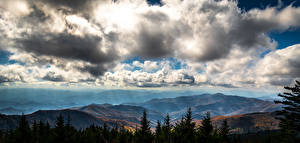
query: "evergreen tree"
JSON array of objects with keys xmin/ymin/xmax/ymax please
[
  {"xmin": 274, "ymin": 80, "xmax": 300, "ymax": 142},
  {"xmin": 155, "ymin": 120, "xmax": 161, "ymax": 135},
  {"xmin": 37, "ymin": 120, "xmax": 45, "ymax": 143},
  {"xmin": 135, "ymin": 110, "xmax": 153, "ymax": 143},
  {"xmin": 32, "ymin": 120, "xmax": 38, "ymax": 143},
  {"xmin": 279, "ymin": 118, "xmax": 296, "ymax": 143},
  {"xmin": 162, "ymin": 114, "xmax": 172, "ymax": 143},
  {"xmin": 64, "ymin": 115, "xmax": 77, "ymax": 143},
  {"xmin": 66, "ymin": 114, "xmax": 71, "ymax": 128},
  {"xmin": 219, "ymin": 119, "xmax": 230, "ymax": 143},
  {"xmin": 198, "ymin": 112, "xmax": 214, "ymax": 143},
  {"xmin": 55, "ymin": 114, "xmax": 65, "ymax": 129},
  {"xmin": 155, "ymin": 120, "xmax": 162, "ymax": 143},
  {"xmin": 54, "ymin": 114, "xmax": 66, "ymax": 143},
  {"xmin": 16, "ymin": 113, "xmax": 31, "ymax": 143},
  {"xmin": 103, "ymin": 123, "xmax": 110, "ymax": 141},
  {"xmin": 140, "ymin": 110, "xmax": 151, "ymax": 134},
  {"xmin": 46, "ymin": 121, "xmax": 50, "ymax": 130},
  {"xmin": 0, "ymin": 130, "xmax": 3, "ymax": 142},
  {"xmin": 173, "ymin": 108, "xmax": 196, "ymax": 143}
]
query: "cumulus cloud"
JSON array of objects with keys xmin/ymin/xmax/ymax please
[
  {"xmin": 255, "ymin": 44, "xmax": 300, "ymax": 86},
  {"xmin": 0, "ymin": 0, "xmax": 299, "ymax": 88},
  {"xmin": 101, "ymin": 60, "xmax": 197, "ymax": 88}
]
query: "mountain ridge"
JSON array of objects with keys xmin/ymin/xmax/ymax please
[
  {"xmin": 127, "ymin": 93, "xmax": 281, "ymax": 119},
  {"xmin": 0, "ymin": 93, "xmax": 281, "ymax": 133}
]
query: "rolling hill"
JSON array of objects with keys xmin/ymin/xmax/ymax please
[
  {"xmin": 0, "ymin": 109, "xmax": 125, "ymax": 130},
  {"xmin": 75, "ymin": 104, "xmax": 165, "ymax": 127},
  {"xmin": 211, "ymin": 112, "xmax": 280, "ymax": 134},
  {"xmin": 0, "ymin": 93, "xmax": 282, "ymax": 133},
  {"xmin": 128, "ymin": 93, "xmax": 281, "ymax": 120}
]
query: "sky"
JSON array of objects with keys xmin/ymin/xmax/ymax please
[{"xmin": 0, "ymin": 0, "xmax": 299, "ymax": 97}]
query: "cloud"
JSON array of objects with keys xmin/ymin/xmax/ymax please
[
  {"xmin": 0, "ymin": 75, "xmax": 14, "ymax": 83},
  {"xmin": 255, "ymin": 44, "xmax": 300, "ymax": 86},
  {"xmin": 135, "ymin": 26, "xmax": 175, "ymax": 58},
  {"xmin": 0, "ymin": 0, "xmax": 32, "ymax": 16},
  {"xmin": 0, "ymin": 0, "xmax": 300, "ymax": 88},
  {"xmin": 0, "ymin": 64, "xmax": 30, "ymax": 83},
  {"xmin": 18, "ymin": 33, "xmax": 109, "ymax": 64},
  {"xmin": 35, "ymin": 0, "xmax": 97, "ymax": 14},
  {"xmin": 42, "ymin": 72, "xmax": 64, "ymax": 82},
  {"xmin": 132, "ymin": 60, "xmax": 159, "ymax": 72}
]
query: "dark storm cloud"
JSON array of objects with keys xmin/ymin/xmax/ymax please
[
  {"xmin": 19, "ymin": 4, "xmax": 51, "ymax": 27},
  {"xmin": 0, "ymin": 75, "xmax": 13, "ymax": 83},
  {"xmin": 196, "ymin": 28, "xmax": 232, "ymax": 61},
  {"xmin": 230, "ymin": 18, "xmax": 276, "ymax": 49},
  {"xmin": 78, "ymin": 64, "xmax": 108, "ymax": 77},
  {"xmin": 42, "ymin": 72, "xmax": 64, "ymax": 82},
  {"xmin": 133, "ymin": 11, "xmax": 179, "ymax": 58},
  {"xmin": 176, "ymin": 74, "xmax": 195, "ymax": 85},
  {"xmin": 136, "ymin": 27, "xmax": 175, "ymax": 58},
  {"xmin": 215, "ymin": 83, "xmax": 237, "ymax": 88},
  {"xmin": 269, "ymin": 79, "xmax": 293, "ymax": 86},
  {"xmin": 16, "ymin": 33, "xmax": 119, "ymax": 76},
  {"xmin": 18, "ymin": 33, "xmax": 117, "ymax": 64}
]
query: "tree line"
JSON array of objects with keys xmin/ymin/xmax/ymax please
[
  {"xmin": 0, "ymin": 108, "xmax": 231, "ymax": 143},
  {"xmin": 0, "ymin": 81, "xmax": 299, "ymax": 143}
]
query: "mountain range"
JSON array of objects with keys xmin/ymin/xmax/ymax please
[
  {"xmin": 127, "ymin": 93, "xmax": 281, "ymax": 120},
  {"xmin": 0, "ymin": 93, "xmax": 282, "ymax": 133}
]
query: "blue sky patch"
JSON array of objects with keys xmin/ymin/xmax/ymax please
[
  {"xmin": 237, "ymin": 0, "xmax": 300, "ymax": 11},
  {"xmin": 0, "ymin": 50, "xmax": 19, "ymax": 65},
  {"xmin": 269, "ymin": 28, "xmax": 300, "ymax": 50}
]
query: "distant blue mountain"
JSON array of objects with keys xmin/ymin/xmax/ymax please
[
  {"xmin": 0, "ymin": 88, "xmax": 205, "ymax": 114},
  {"xmin": 0, "ymin": 93, "xmax": 282, "ymax": 133},
  {"xmin": 127, "ymin": 93, "xmax": 281, "ymax": 120}
]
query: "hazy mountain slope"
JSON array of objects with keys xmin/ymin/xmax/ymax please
[
  {"xmin": 0, "ymin": 109, "xmax": 127, "ymax": 130},
  {"xmin": 0, "ymin": 107, "xmax": 24, "ymax": 115},
  {"xmin": 211, "ymin": 112, "xmax": 280, "ymax": 134},
  {"xmin": 129, "ymin": 93, "xmax": 281, "ymax": 119},
  {"xmin": 76, "ymin": 104, "xmax": 165, "ymax": 124},
  {"xmin": 0, "ymin": 94, "xmax": 281, "ymax": 132},
  {"xmin": 0, "ymin": 88, "xmax": 205, "ymax": 114}
]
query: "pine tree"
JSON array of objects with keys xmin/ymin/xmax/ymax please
[
  {"xmin": 279, "ymin": 118, "xmax": 296, "ymax": 143},
  {"xmin": 140, "ymin": 110, "xmax": 151, "ymax": 134},
  {"xmin": 198, "ymin": 112, "xmax": 214, "ymax": 143},
  {"xmin": 135, "ymin": 110, "xmax": 153, "ymax": 143},
  {"xmin": 162, "ymin": 114, "xmax": 172, "ymax": 143},
  {"xmin": 103, "ymin": 123, "xmax": 110, "ymax": 142},
  {"xmin": 173, "ymin": 107, "xmax": 196, "ymax": 143},
  {"xmin": 32, "ymin": 120, "xmax": 38, "ymax": 143},
  {"xmin": 54, "ymin": 114, "xmax": 66, "ymax": 143},
  {"xmin": 66, "ymin": 114, "xmax": 71, "ymax": 128},
  {"xmin": 16, "ymin": 113, "xmax": 32, "ymax": 143},
  {"xmin": 219, "ymin": 119, "xmax": 230, "ymax": 143},
  {"xmin": 155, "ymin": 120, "xmax": 162, "ymax": 143},
  {"xmin": 55, "ymin": 114, "xmax": 65, "ymax": 129},
  {"xmin": 0, "ymin": 130, "xmax": 3, "ymax": 142},
  {"xmin": 37, "ymin": 120, "xmax": 45, "ymax": 143},
  {"xmin": 156, "ymin": 120, "xmax": 162, "ymax": 136},
  {"xmin": 274, "ymin": 80, "xmax": 300, "ymax": 142},
  {"xmin": 64, "ymin": 114, "xmax": 77, "ymax": 143}
]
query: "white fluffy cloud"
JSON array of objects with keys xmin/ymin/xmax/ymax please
[
  {"xmin": 0, "ymin": 0, "xmax": 299, "ymax": 88},
  {"xmin": 255, "ymin": 44, "xmax": 300, "ymax": 86}
]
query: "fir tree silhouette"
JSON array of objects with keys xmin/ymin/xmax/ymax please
[
  {"xmin": 275, "ymin": 80, "xmax": 300, "ymax": 142},
  {"xmin": 135, "ymin": 110, "xmax": 153, "ymax": 143}
]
